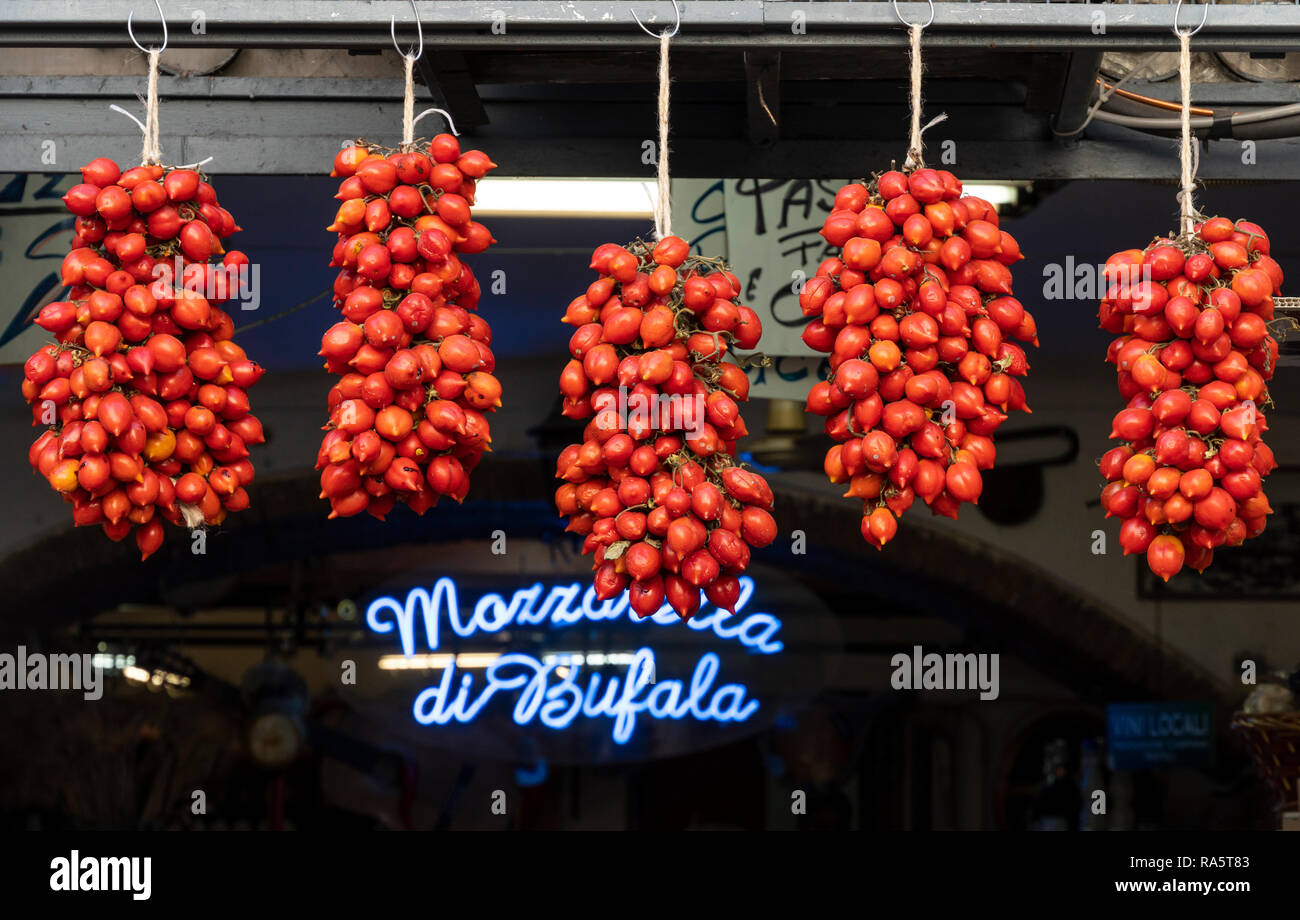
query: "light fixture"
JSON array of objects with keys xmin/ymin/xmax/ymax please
[
  {"xmin": 471, "ymin": 178, "xmax": 1027, "ymax": 221},
  {"xmin": 121, "ymin": 663, "xmax": 190, "ymax": 688},
  {"xmin": 542, "ymin": 652, "xmax": 639, "ymax": 667},
  {"xmin": 471, "ymin": 179, "xmax": 655, "ymax": 218},
  {"xmin": 92, "ymin": 652, "xmax": 137, "ymax": 672},
  {"xmin": 377, "ymin": 651, "xmax": 642, "ymax": 670},
  {"xmin": 379, "ymin": 653, "xmax": 454, "ymax": 670},
  {"xmin": 378, "ymin": 652, "xmax": 502, "ymax": 670},
  {"xmin": 962, "ymin": 181, "xmax": 1029, "ymax": 213},
  {"xmin": 455, "ymin": 652, "xmax": 505, "ymax": 669}
]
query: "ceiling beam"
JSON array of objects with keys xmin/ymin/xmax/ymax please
[
  {"xmin": 3, "ymin": 89, "xmax": 1300, "ymax": 179},
  {"xmin": 2, "ymin": 2, "xmax": 1300, "ymax": 52},
  {"xmin": 1, "ymin": 73, "xmax": 1297, "ymax": 179},
  {"xmin": 415, "ymin": 50, "xmax": 489, "ymax": 134},
  {"xmin": 1051, "ymin": 50, "xmax": 1104, "ymax": 143}
]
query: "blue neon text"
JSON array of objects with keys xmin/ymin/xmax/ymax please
[{"xmin": 365, "ymin": 576, "xmax": 781, "ymax": 744}]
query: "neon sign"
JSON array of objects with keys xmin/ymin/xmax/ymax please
[{"xmin": 365, "ymin": 576, "xmax": 782, "ymax": 744}]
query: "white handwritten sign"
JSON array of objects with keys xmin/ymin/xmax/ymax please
[
  {"xmin": 671, "ymin": 178, "xmax": 845, "ymax": 399},
  {"xmin": 671, "ymin": 178, "xmax": 847, "ymax": 357}
]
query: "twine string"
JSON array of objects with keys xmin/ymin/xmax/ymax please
[
  {"xmin": 1177, "ymin": 29, "xmax": 1198, "ymax": 236},
  {"xmin": 632, "ymin": 2, "xmax": 679, "ymax": 239},
  {"xmin": 654, "ymin": 29, "xmax": 672, "ymax": 240},
  {"xmin": 143, "ymin": 49, "xmax": 161, "ymax": 165},
  {"xmin": 391, "ymin": 0, "xmax": 424, "ymax": 148},
  {"xmin": 126, "ymin": 0, "xmax": 167, "ymax": 164},
  {"xmin": 900, "ymin": 20, "xmax": 947, "ymax": 169},
  {"xmin": 905, "ymin": 24, "xmax": 924, "ymax": 169},
  {"xmin": 403, "ymin": 54, "xmax": 415, "ymax": 147}
]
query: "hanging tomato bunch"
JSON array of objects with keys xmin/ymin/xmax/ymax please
[
  {"xmin": 553, "ymin": 236, "xmax": 778, "ymax": 621},
  {"xmin": 801, "ymin": 168, "xmax": 1036, "ymax": 548},
  {"xmin": 317, "ymin": 136, "xmax": 499, "ymax": 519},
  {"xmin": 21, "ymin": 158, "xmax": 265, "ymax": 560},
  {"xmin": 1098, "ymin": 217, "xmax": 1282, "ymax": 581}
]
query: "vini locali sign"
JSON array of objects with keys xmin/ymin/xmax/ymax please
[
  {"xmin": 1106, "ymin": 701, "xmax": 1214, "ymax": 770},
  {"xmin": 365, "ymin": 575, "xmax": 783, "ymax": 745}
]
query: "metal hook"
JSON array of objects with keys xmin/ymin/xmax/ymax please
[
  {"xmin": 632, "ymin": 0, "xmax": 681, "ymax": 38},
  {"xmin": 1173, "ymin": 0, "xmax": 1209, "ymax": 38},
  {"xmin": 892, "ymin": 0, "xmax": 935, "ymax": 30},
  {"xmin": 391, "ymin": 0, "xmax": 424, "ymax": 61},
  {"xmin": 127, "ymin": 0, "xmax": 168, "ymax": 54},
  {"xmin": 412, "ymin": 107, "xmax": 459, "ymax": 137}
]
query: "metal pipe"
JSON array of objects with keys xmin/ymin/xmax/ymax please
[{"xmin": 1094, "ymin": 102, "xmax": 1300, "ymax": 130}]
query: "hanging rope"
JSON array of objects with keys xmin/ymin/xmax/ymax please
[
  {"xmin": 894, "ymin": 0, "xmax": 943, "ymax": 170},
  {"xmin": 634, "ymin": 1, "xmax": 680, "ymax": 241},
  {"xmin": 142, "ymin": 50, "xmax": 161, "ymax": 164},
  {"xmin": 1173, "ymin": 0, "xmax": 1209, "ymax": 236},
  {"xmin": 1176, "ymin": 30, "xmax": 1197, "ymax": 235},
  {"xmin": 403, "ymin": 55, "xmax": 416, "ymax": 146},
  {"xmin": 906, "ymin": 24, "xmax": 923, "ymax": 168},
  {"xmin": 391, "ymin": 0, "xmax": 424, "ymax": 148},
  {"xmin": 654, "ymin": 30, "xmax": 672, "ymax": 239},
  {"xmin": 127, "ymin": 0, "xmax": 168, "ymax": 165}
]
